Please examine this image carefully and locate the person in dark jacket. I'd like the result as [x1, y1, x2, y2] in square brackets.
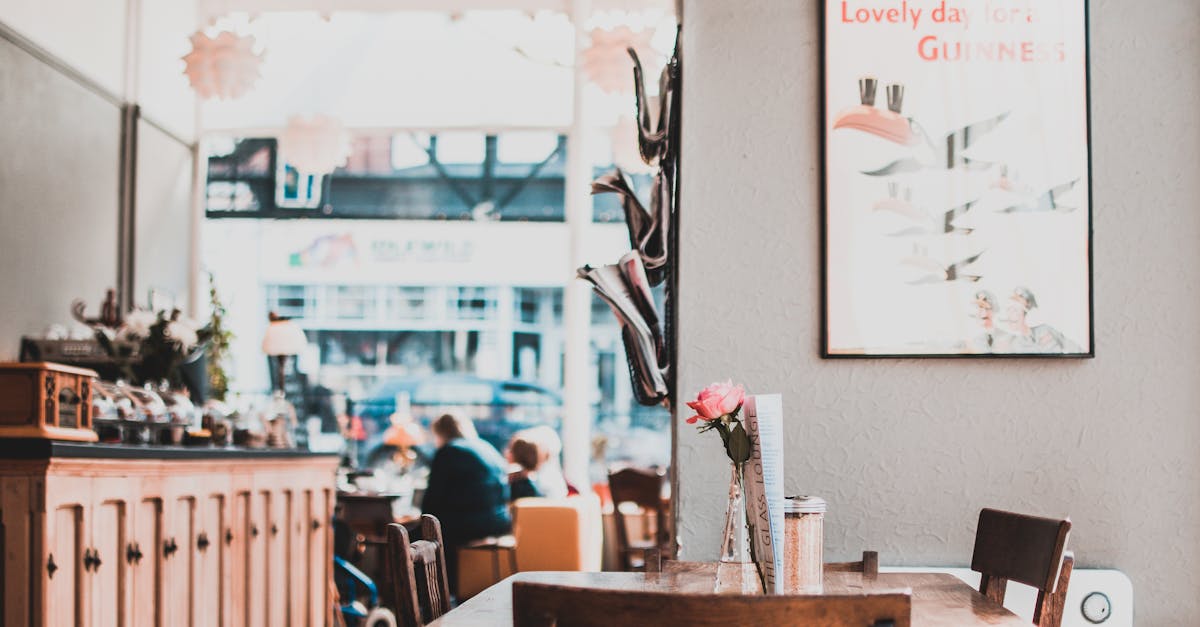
[420, 413, 511, 594]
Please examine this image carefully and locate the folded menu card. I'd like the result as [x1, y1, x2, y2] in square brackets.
[742, 394, 785, 594]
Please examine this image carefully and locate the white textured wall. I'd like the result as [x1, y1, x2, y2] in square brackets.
[675, 1, 1200, 623]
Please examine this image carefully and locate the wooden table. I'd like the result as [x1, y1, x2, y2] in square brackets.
[430, 562, 1026, 626]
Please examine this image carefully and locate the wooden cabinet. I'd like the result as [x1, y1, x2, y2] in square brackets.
[0, 442, 338, 627]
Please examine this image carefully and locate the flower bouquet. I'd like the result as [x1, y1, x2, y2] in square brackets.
[686, 380, 764, 593]
[95, 308, 212, 389]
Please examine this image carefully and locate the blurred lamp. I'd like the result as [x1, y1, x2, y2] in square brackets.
[262, 313, 308, 392]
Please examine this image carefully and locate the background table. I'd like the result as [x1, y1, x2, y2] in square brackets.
[430, 562, 1027, 626]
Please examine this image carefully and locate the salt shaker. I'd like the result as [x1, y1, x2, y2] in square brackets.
[784, 495, 826, 594]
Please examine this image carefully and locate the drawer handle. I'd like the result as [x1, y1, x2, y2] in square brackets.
[270, 524, 278, 536]
[126, 543, 143, 564]
[225, 529, 234, 545]
[92, 549, 102, 571]
[163, 538, 178, 557]
[311, 519, 321, 532]
[197, 533, 210, 552]
[82, 548, 98, 571]
[251, 525, 259, 538]
[47, 554, 57, 578]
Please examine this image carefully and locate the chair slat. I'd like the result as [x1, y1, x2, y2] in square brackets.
[386, 515, 453, 627]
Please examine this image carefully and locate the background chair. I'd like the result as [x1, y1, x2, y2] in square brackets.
[607, 466, 670, 570]
[457, 495, 604, 599]
[970, 508, 1073, 627]
[386, 515, 452, 627]
[512, 582, 911, 627]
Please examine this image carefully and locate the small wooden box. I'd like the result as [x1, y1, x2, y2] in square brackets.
[0, 362, 98, 442]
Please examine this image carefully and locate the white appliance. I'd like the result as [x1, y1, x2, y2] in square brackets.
[881, 567, 1133, 626]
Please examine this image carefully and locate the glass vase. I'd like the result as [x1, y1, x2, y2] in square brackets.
[715, 462, 762, 594]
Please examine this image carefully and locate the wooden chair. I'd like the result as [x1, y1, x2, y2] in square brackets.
[607, 466, 670, 570]
[970, 508, 1073, 627]
[826, 550, 880, 579]
[386, 515, 452, 627]
[512, 582, 911, 627]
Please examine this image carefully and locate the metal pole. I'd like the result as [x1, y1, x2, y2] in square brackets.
[561, 0, 594, 490]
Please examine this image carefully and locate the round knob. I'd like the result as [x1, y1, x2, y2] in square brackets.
[1081, 591, 1112, 624]
[225, 529, 234, 545]
[163, 538, 178, 557]
[197, 533, 210, 551]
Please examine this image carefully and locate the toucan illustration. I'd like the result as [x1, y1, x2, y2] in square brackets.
[997, 179, 1081, 213]
[862, 112, 1010, 176]
[831, 78, 919, 146]
[832, 78, 1009, 175]
[900, 248, 985, 285]
[876, 192, 979, 237]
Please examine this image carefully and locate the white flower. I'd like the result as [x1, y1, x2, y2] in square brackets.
[165, 320, 200, 351]
[121, 309, 156, 339]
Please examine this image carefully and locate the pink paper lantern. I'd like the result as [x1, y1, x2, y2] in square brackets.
[182, 30, 264, 100]
[582, 26, 657, 95]
[279, 115, 351, 175]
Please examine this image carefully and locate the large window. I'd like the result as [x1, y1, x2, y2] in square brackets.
[205, 132, 643, 223]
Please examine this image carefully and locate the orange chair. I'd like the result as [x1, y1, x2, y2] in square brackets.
[457, 495, 603, 599]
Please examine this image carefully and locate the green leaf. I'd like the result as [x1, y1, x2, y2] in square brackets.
[725, 422, 751, 464]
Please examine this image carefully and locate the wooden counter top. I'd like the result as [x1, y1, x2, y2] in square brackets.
[0, 438, 340, 460]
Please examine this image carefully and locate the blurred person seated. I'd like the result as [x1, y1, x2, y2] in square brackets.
[420, 413, 512, 595]
[513, 425, 574, 499]
[506, 435, 544, 501]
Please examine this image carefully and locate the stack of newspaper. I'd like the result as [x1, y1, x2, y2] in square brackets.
[578, 250, 668, 404]
[578, 46, 677, 405]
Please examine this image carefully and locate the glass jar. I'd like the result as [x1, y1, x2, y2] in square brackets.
[784, 495, 826, 594]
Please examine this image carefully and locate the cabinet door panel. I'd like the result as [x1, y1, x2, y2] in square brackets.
[131, 498, 163, 627]
[230, 491, 250, 627]
[90, 496, 126, 627]
[193, 493, 224, 627]
[45, 504, 84, 627]
[308, 487, 333, 627]
[248, 491, 268, 627]
[289, 489, 307, 626]
[163, 496, 196, 627]
[266, 490, 289, 626]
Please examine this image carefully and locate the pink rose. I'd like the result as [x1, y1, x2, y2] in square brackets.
[685, 380, 745, 424]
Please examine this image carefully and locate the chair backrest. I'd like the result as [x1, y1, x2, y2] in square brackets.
[826, 551, 880, 579]
[512, 582, 911, 627]
[607, 466, 669, 569]
[970, 508, 1072, 627]
[386, 515, 452, 627]
[513, 496, 603, 572]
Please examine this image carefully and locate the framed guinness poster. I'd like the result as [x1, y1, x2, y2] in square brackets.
[822, 0, 1093, 357]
